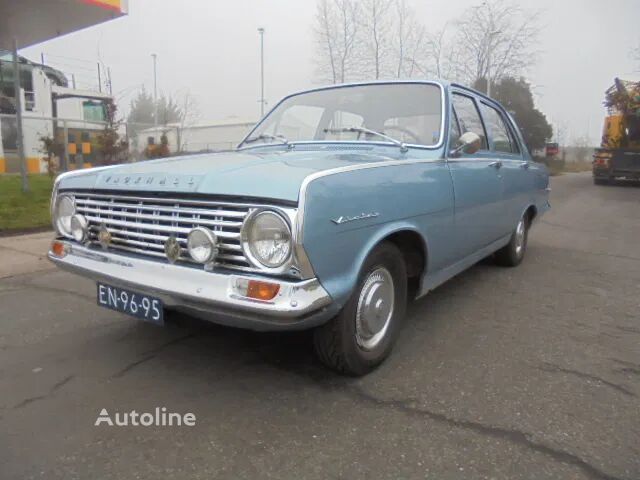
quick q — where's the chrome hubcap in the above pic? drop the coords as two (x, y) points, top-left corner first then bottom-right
(355, 267), (395, 351)
(515, 218), (526, 256)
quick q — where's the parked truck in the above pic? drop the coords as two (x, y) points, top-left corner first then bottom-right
(593, 78), (640, 184)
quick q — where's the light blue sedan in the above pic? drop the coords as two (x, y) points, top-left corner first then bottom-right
(49, 81), (550, 375)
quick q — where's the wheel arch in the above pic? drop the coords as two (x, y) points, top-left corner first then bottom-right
(357, 224), (429, 298)
(523, 204), (538, 225)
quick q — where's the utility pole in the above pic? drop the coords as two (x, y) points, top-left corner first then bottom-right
(12, 38), (29, 192)
(151, 53), (158, 127)
(258, 28), (265, 117)
(97, 62), (102, 92)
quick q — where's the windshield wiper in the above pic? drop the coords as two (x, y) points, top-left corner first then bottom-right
(323, 126), (408, 152)
(242, 133), (289, 146)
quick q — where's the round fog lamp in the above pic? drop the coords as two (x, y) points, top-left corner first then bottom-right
(187, 227), (218, 264)
(70, 214), (89, 242)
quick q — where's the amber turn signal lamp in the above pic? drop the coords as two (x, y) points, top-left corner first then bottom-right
(246, 280), (280, 301)
(51, 240), (69, 258)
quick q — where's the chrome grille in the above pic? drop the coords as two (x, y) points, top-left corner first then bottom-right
(72, 192), (254, 271)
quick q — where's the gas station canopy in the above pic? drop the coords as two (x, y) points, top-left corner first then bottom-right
(0, 0), (128, 50)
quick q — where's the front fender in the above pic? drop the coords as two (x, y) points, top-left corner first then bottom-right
(325, 221), (429, 309)
(300, 160), (455, 310)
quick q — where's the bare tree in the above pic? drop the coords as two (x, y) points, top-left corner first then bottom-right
(358, 0), (394, 80)
(423, 24), (463, 80)
(454, 0), (541, 90)
(402, 24), (427, 78)
(314, 0), (359, 83)
(391, 0), (428, 78)
(175, 90), (201, 152)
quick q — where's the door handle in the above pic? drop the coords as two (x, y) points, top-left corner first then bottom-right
(488, 161), (502, 169)
(520, 161), (530, 169)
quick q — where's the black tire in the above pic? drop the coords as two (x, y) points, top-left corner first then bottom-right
(313, 242), (407, 376)
(593, 177), (609, 185)
(495, 213), (530, 267)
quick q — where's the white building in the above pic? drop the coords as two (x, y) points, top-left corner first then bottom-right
(0, 52), (113, 173)
(136, 119), (257, 155)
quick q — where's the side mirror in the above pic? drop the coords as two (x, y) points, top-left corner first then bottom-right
(450, 132), (482, 157)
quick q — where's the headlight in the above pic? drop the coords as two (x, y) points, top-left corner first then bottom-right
(187, 227), (218, 264)
(54, 195), (75, 237)
(242, 210), (292, 268)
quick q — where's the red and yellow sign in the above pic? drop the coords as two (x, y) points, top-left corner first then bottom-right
(81, 0), (123, 12)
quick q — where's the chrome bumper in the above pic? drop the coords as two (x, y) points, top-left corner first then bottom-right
(48, 241), (334, 331)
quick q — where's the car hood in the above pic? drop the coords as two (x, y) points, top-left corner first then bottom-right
(57, 148), (397, 203)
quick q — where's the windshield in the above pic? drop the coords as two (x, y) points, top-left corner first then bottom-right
(241, 83), (443, 148)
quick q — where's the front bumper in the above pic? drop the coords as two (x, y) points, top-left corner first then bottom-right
(48, 240), (334, 331)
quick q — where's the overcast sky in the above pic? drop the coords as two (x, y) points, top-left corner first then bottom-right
(21, 0), (640, 145)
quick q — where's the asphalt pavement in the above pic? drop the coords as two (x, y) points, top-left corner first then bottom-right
(0, 172), (638, 480)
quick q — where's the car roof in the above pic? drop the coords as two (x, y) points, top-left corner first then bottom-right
(284, 79), (504, 107)
(285, 79), (449, 98)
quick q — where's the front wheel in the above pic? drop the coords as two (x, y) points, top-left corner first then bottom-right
(313, 242), (407, 376)
(494, 213), (529, 267)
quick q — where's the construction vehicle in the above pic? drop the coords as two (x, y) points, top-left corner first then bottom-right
(593, 78), (640, 184)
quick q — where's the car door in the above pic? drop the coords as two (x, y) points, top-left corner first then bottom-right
(479, 101), (528, 232)
(447, 92), (506, 259)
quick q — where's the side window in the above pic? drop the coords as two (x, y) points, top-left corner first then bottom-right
(480, 103), (516, 154)
(452, 94), (488, 151)
(449, 107), (462, 149)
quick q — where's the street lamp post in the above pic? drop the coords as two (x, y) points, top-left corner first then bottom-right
(151, 53), (158, 127)
(258, 27), (265, 117)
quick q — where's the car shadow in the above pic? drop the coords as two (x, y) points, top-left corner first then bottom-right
(120, 256), (504, 382)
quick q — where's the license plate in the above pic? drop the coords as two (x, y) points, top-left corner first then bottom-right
(97, 283), (164, 325)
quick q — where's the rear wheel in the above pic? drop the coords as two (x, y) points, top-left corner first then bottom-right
(313, 242), (407, 376)
(495, 213), (529, 267)
(594, 177), (609, 185)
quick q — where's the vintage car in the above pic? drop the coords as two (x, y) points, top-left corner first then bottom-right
(48, 81), (550, 375)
